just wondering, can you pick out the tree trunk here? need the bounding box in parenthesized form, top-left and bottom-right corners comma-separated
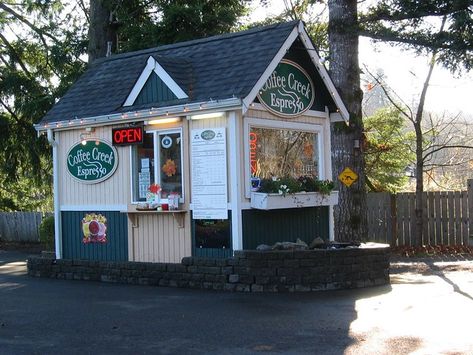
(413, 53, 437, 246)
(87, 0, 118, 64)
(414, 120, 424, 246)
(411, 17, 444, 246)
(328, 0, 367, 242)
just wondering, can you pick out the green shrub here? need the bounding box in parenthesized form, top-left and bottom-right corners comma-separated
(39, 215, 55, 251)
(258, 176, 335, 195)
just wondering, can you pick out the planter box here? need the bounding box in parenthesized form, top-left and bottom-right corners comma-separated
(250, 191, 339, 210)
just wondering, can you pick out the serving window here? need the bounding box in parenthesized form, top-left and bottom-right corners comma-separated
(131, 129, 183, 203)
(245, 118, 324, 197)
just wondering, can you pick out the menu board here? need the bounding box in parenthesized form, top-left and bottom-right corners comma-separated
(191, 128, 228, 219)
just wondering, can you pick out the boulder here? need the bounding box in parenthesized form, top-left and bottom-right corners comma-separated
(309, 237, 326, 249)
(272, 241, 308, 250)
(256, 244, 272, 251)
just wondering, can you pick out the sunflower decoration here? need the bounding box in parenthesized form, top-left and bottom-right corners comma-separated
(162, 159, 177, 177)
(303, 143, 314, 159)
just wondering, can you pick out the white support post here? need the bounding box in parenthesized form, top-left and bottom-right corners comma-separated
(325, 107, 336, 242)
(47, 129, 62, 259)
(228, 111, 243, 251)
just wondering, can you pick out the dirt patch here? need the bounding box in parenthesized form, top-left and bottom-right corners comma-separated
(391, 245, 473, 258)
(390, 255, 473, 276)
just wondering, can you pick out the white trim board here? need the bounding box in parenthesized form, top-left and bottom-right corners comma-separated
(247, 102, 327, 119)
(242, 26, 299, 114)
(123, 56, 188, 107)
(60, 205, 128, 212)
(296, 22, 349, 123)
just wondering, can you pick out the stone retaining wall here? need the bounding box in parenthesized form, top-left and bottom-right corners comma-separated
(27, 245, 390, 292)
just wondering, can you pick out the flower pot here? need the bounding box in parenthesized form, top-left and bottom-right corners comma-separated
(250, 191, 339, 210)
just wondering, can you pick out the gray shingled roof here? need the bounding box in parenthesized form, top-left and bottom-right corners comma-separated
(40, 21, 299, 125)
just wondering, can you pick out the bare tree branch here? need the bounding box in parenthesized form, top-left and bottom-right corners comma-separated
(363, 65, 413, 121)
(423, 144, 473, 161)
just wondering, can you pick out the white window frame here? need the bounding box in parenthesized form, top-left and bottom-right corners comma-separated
(243, 117, 325, 198)
(130, 128, 185, 204)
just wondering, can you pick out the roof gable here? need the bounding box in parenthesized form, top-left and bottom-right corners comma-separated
(134, 72, 178, 105)
(124, 56, 188, 106)
(243, 21, 348, 122)
(37, 21, 349, 129)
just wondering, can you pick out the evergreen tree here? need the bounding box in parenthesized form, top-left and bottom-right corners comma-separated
(87, 0, 248, 61)
(364, 107, 415, 193)
(0, 1, 87, 211)
(360, 0, 473, 72)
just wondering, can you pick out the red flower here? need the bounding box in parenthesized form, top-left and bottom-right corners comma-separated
(149, 183, 161, 194)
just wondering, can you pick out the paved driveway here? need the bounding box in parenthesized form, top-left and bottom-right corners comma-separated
(1, 250, 473, 354)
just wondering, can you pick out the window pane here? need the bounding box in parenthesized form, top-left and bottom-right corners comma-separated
(132, 132, 154, 202)
(194, 218, 231, 249)
(249, 127, 319, 179)
(159, 132, 182, 197)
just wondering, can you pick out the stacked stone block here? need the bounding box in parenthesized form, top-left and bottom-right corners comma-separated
(27, 246, 390, 292)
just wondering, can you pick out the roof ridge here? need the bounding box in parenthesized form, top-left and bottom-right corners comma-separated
(92, 20, 299, 65)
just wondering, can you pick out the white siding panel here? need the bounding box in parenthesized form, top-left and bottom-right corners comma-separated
(57, 126, 130, 208)
(130, 213, 191, 263)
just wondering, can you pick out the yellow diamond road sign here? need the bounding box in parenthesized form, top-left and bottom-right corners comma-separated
(338, 167, 358, 187)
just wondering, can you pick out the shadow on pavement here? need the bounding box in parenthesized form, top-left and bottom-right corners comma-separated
(0, 249, 393, 354)
(425, 260, 473, 302)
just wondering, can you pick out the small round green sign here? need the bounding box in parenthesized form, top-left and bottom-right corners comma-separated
(257, 59, 315, 117)
(66, 139, 118, 183)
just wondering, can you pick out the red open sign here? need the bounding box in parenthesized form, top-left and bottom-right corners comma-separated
(112, 126, 143, 145)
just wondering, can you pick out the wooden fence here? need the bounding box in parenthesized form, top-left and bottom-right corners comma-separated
(0, 212, 46, 242)
(367, 182, 473, 246)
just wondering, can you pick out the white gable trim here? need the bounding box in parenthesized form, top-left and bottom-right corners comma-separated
(123, 56, 188, 107)
(242, 26, 299, 114)
(242, 22, 349, 123)
(296, 22, 349, 123)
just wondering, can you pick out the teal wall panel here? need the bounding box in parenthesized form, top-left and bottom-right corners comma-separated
(242, 207, 329, 250)
(193, 248, 233, 258)
(134, 73, 177, 105)
(61, 211, 128, 261)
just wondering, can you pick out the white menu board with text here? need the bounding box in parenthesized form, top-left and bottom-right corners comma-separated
(191, 128, 228, 219)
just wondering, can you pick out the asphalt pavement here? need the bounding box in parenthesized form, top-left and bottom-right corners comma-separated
(1, 250, 473, 354)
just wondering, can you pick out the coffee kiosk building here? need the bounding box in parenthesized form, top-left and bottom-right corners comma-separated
(36, 21, 349, 262)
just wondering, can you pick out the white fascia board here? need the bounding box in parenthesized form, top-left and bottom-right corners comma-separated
(153, 61, 188, 99)
(296, 22, 349, 123)
(242, 25, 300, 115)
(123, 56, 188, 107)
(35, 97, 242, 133)
(124, 57, 155, 106)
(329, 112, 345, 123)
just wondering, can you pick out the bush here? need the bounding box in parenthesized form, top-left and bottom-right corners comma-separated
(39, 215, 55, 251)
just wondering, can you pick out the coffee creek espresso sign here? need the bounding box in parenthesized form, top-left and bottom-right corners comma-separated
(257, 59, 315, 117)
(67, 139, 118, 183)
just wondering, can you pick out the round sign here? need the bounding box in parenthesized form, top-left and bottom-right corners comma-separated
(257, 59, 315, 118)
(201, 130, 216, 140)
(66, 138, 118, 184)
(161, 135, 173, 148)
